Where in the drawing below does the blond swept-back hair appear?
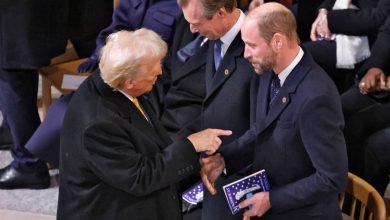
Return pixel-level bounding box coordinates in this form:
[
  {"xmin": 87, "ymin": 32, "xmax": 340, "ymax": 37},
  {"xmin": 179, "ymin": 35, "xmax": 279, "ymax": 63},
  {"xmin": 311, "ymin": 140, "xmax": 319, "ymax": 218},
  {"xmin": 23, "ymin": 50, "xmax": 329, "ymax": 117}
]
[
  {"xmin": 249, "ymin": 7, "xmax": 300, "ymax": 45},
  {"xmin": 177, "ymin": 0, "xmax": 237, "ymax": 19},
  {"xmin": 99, "ymin": 29, "xmax": 167, "ymax": 89}
]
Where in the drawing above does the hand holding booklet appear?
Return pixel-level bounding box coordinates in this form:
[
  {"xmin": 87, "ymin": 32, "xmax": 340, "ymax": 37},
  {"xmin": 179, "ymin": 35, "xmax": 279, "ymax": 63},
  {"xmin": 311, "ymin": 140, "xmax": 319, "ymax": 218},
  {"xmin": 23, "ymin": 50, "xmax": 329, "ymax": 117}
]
[{"xmin": 223, "ymin": 169, "xmax": 270, "ymax": 215}]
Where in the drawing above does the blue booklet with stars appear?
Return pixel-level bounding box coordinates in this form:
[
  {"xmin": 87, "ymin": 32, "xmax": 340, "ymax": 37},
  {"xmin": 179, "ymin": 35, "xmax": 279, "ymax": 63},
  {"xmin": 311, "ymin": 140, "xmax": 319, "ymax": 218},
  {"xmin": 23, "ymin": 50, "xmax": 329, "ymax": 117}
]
[
  {"xmin": 223, "ymin": 169, "xmax": 270, "ymax": 215},
  {"xmin": 182, "ymin": 182, "xmax": 203, "ymax": 206}
]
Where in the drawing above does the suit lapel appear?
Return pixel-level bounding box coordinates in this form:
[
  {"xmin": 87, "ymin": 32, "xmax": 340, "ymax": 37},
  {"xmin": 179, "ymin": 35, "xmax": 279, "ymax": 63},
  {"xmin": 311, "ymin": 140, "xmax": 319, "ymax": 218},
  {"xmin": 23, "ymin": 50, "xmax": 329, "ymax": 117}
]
[
  {"xmin": 257, "ymin": 52, "xmax": 311, "ymax": 132},
  {"xmin": 93, "ymin": 73, "xmax": 169, "ymax": 150},
  {"xmin": 205, "ymin": 34, "xmax": 244, "ymax": 101},
  {"xmin": 205, "ymin": 43, "xmax": 215, "ymax": 92},
  {"xmin": 172, "ymin": 41, "xmax": 209, "ymax": 82},
  {"xmin": 139, "ymin": 97, "xmax": 172, "ymax": 148},
  {"xmin": 263, "ymin": 85, "xmax": 291, "ymax": 128},
  {"xmin": 255, "ymin": 72, "xmax": 272, "ymax": 123},
  {"xmin": 111, "ymin": 94, "xmax": 166, "ymax": 149}
]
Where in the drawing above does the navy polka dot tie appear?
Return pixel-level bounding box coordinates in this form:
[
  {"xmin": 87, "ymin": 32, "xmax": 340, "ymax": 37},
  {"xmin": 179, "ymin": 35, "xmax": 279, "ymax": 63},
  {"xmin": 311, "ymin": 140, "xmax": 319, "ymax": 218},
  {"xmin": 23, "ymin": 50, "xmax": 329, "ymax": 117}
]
[{"xmin": 269, "ymin": 74, "xmax": 281, "ymax": 104}]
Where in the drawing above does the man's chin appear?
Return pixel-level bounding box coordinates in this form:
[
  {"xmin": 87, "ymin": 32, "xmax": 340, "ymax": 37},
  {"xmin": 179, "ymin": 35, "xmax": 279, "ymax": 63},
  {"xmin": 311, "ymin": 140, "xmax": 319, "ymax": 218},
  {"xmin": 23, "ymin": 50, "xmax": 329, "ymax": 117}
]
[{"xmin": 253, "ymin": 66, "xmax": 264, "ymax": 75}]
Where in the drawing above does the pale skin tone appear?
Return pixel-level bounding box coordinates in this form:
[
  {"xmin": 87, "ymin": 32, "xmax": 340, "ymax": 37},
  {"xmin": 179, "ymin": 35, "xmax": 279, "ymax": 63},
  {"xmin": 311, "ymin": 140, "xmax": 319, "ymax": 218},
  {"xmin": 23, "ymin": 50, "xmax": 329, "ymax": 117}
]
[
  {"xmin": 310, "ymin": 9, "xmax": 332, "ymax": 41},
  {"xmin": 119, "ymin": 58, "xmax": 232, "ymax": 154},
  {"xmin": 121, "ymin": 58, "xmax": 162, "ymax": 97},
  {"xmin": 201, "ymin": 3, "xmax": 300, "ymax": 219},
  {"xmin": 181, "ymin": 0, "xmax": 240, "ymax": 40},
  {"xmin": 248, "ymin": 0, "xmax": 263, "ymax": 12},
  {"xmin": 241, "ymin": 8, "xmax": 300, "ymax": 75}
]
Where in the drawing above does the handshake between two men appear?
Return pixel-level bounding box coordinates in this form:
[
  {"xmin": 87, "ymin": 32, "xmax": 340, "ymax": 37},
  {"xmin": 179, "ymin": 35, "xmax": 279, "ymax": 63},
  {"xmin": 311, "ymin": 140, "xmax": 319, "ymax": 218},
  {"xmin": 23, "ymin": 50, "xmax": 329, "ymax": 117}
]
[
  {"xmin": 186, "ymin": 129, "xmax": 269, "ymax": 219},
  {"xmin": 187, "ymin": 128, "xmax": 232, "ymax": 155},
  {"xmin": 186, "ymin": 129, "xmax": 229, "ymax": 194},
  {"xmin": 190, "ymin": 132, "xmax": 272, "ymax": 220},
  {"xmin": 187, "ymin": 129, "xmax": 229, "ymax": 195}
]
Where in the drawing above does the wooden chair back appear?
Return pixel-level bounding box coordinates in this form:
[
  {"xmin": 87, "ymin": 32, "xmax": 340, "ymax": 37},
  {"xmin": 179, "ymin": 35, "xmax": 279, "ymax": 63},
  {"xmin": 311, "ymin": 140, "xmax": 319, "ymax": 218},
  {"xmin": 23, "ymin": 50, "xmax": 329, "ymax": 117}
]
[{"xmin": 340, "ymin": 172, "xmax": 387, "ymax": 220}]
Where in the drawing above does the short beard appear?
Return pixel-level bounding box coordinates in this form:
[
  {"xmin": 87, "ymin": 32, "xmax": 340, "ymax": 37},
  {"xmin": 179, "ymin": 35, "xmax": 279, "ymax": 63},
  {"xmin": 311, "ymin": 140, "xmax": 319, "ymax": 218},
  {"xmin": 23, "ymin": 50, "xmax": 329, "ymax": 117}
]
[{"xmin": 253, "ymin": 49, "xmax": 277, "ymax": 75}]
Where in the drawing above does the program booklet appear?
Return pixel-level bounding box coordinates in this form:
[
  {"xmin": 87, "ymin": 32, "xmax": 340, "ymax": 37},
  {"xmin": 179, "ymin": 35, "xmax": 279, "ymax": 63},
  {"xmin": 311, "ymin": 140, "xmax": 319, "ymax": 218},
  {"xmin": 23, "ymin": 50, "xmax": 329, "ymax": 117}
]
[
  {"xmin": 182, "ymin": 181, "xmax": 203, "ymax": 205},
  {"xmin": 223, "ymin": 169, "xmax": 270, "ymax": 215}
]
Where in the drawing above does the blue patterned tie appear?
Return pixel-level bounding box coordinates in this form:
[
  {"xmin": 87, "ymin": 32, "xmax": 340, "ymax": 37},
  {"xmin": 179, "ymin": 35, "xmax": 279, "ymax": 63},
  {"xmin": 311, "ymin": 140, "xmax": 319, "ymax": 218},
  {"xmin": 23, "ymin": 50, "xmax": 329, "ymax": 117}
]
[
  {"xmin": 269, "ymin": 74, "xmax": 281, "ymax": 103},
  {"xmin": 214, "ymin": 39, "xmax": 222, "ymax": 71},
  {"xmin": 177, "ymin": 35, "xmax": 205, "ymax": 63}
]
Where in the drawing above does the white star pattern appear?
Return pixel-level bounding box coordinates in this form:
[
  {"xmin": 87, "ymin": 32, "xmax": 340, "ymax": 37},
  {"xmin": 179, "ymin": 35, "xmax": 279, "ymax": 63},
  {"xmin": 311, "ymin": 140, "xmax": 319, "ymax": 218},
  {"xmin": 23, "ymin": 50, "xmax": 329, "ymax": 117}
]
[{"xmin": 222, "ymin": 169, "xmax": 270, "ymax": 215}]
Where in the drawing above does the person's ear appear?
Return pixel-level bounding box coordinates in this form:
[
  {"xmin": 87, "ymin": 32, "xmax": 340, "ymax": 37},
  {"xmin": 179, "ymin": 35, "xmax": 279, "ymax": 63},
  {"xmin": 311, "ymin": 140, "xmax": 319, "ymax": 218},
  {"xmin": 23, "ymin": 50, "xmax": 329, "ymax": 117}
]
[
  {"xmin": 272, "ymin": 33, "xmax": 283, "ymax": 50},
  {"xmin": 123, "ymin": 78, "xmax": 134, "ymax": 91},
  {"xmin": 217, "ymin": 7, "xmax": 227, "ymax": 18}
]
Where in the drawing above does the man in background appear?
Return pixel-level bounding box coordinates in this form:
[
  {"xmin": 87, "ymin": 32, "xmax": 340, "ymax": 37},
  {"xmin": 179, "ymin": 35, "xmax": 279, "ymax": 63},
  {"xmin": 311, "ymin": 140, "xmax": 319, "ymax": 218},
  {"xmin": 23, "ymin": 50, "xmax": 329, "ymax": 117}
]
[
  {"xmin": 177, "ymin": 0, "xmax": 256, "ymax": 219},
  {"xmin": 0, "ymin": 0, "xmax": 68, "ymax": 189}
]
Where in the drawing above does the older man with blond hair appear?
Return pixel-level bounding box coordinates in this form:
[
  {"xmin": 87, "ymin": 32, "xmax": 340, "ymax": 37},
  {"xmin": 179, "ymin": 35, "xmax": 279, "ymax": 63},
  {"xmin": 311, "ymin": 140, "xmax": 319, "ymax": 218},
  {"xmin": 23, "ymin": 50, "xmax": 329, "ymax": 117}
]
[{"xmin": 57, "ymin": 29, "xmax": 231, "ymax": 220}]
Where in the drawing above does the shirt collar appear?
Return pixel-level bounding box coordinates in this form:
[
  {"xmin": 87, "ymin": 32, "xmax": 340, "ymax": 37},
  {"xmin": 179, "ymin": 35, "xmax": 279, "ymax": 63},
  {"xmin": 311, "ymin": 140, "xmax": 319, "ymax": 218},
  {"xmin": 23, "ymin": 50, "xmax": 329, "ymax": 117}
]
[
  {"xmin": 219, "ymin": 10, "xmax": 245, "ymax": 57},
  {"xmin": 118, "ymin": 89, "xmax": 135, "ymax": 102},
  {"xmin": 278, "ymin": 47, "xmax": 304, "ymax": 86}
]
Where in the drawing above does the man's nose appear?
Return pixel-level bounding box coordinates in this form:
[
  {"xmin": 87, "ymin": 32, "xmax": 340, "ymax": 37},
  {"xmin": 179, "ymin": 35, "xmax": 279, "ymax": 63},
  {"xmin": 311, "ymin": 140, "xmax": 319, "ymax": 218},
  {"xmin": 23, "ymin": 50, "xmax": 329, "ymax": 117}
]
[{"xmin": 189, "ymin": 24, "xmax": 199, "ymax": 33}]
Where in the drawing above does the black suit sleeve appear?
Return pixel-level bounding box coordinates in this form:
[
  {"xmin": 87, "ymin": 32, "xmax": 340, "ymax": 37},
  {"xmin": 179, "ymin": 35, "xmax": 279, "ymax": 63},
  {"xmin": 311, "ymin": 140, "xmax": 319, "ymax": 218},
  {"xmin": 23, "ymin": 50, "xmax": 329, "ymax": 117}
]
[
  {"xmin": 359, "ymin": 16, "xmax": 390, "ymax": 75},
  {"xmin": 220, "ymin": 123, "xmax": 258, "ymax": 175},
  {"xmin": 326, "ymin": 0, "xmax": 390, "ymax": 36},
  {"xmin": 83, "ymin": 120, "xmax": 200, "ymax": 196}
]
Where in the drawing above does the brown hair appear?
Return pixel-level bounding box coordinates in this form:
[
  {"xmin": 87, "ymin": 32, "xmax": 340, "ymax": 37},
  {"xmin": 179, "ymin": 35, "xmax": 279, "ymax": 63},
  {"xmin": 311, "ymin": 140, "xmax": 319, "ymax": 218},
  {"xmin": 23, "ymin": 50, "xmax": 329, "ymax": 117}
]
[
  {"xmin": 250, "ymin": 8, "xmax": 300, "ymax": 45},
  {"xmin": 178, "ymin": 0, "xmax": 237, "ymax": 19}
]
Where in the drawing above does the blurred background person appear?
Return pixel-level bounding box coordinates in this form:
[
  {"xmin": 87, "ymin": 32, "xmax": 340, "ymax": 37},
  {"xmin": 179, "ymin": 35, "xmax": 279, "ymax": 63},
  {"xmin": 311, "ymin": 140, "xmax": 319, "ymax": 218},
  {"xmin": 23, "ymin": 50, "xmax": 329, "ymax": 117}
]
[
  {"xmin": 341, "ymin": 16, "xmax": 390, "ymax": 194},
  {"xmin": 302, "ymin": 0, "xmax": 390, "ymax": 93},
  {"xmin": 0, "ymin": 0, "xmax": 68, "ymax": 189},
  {"xmin": 0, "ymin": 0, "xmax": 114, "ymax": 189}
]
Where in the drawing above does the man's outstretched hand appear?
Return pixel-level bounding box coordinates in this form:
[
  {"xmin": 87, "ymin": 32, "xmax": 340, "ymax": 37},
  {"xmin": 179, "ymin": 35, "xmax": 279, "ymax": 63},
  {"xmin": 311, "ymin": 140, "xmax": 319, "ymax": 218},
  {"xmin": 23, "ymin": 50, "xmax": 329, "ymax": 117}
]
[
  {"xmin": 187, "ymin": 129, "xmax": 232, "ymax": 155},
  {"xmin": 200, "ymin": 153, "xmax": 225, "ymax": 195}
]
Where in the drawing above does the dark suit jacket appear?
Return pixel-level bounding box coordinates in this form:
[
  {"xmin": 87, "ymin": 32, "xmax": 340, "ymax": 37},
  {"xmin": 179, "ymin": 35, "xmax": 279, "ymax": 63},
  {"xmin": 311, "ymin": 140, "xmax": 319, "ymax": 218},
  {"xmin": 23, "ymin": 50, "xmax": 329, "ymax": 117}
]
[
  {"xmin": 341, "ymin": 17, "xmax": 390, "ymax": 179},
  {"xmin": 223, "ymin": 51, "xmax": 348, "ymax": 220},
  {"xmin": 320, "ymin": 0, "xmax": 390, "ymax": 42},
  {"xmin": 153, "ymin": 16, "xmax": 209, "ymax": 137},
  {"xmin": 89, "ymin": 0, "xmax": 182, "ymax": 61},
  {"xmin": 68, "ymin": 0, "xmax": 112, "ymax": 40},
  {"xmin": 57, "ymin": 72, "xmax": 201, "ymax": 220},
  {"xmin": 0, "ymin": 0, "xmax": 68, "ymax": 69},
  {"xmin": 358, "ymin": 15, "xmax": 390, "ymax": 76},
  {"xmin": 200, "ymin": 33, "xmax": 256, "ymax": 220}
]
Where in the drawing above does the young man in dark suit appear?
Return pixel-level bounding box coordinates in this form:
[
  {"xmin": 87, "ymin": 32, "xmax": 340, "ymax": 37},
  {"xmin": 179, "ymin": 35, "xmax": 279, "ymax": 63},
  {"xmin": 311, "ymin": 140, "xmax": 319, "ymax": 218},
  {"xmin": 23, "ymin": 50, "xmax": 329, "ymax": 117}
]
[
  {"xmin": 177, "ymin": 0, "xmax": 256, "ymax": 219},
  {"xmin": 57, "ymin": 29, "xmax": 232, "ymax": 220},
  {"xmin": 202, "ymin": 3, "xmax": 348, "ymax": 219}
]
